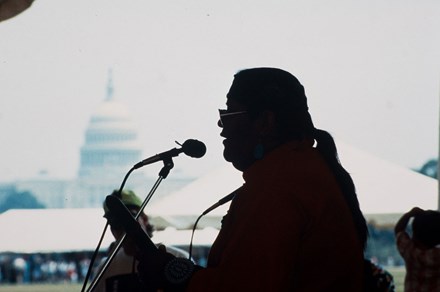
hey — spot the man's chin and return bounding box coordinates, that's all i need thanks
[223,153,245,171]
[222,150,234,164]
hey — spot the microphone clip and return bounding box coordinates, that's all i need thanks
[159,156,175,179]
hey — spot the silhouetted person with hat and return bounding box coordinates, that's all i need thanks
[94,189,187,292]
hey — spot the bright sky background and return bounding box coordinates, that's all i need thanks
[0,0,439,182]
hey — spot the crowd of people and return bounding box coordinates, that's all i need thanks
[0,252,96,284]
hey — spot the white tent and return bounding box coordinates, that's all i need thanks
[148,165,243,229]
[148,141,438,227]
[152,227,219,246]
[0,208,115,253]
[337,142,437,214]
[0,208,218,253]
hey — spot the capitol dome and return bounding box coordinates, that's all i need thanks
[78,76,142,179]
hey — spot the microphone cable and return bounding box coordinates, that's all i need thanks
[188,189,239,260]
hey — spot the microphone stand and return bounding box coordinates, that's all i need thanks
[84,158,175,292]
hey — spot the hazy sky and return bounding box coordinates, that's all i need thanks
[1,0,439,182]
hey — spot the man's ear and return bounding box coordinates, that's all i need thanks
[254,110,277,136]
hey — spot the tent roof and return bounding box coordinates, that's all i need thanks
[337,142,437,214]
[149,165,243,216]
[148,165,243,229]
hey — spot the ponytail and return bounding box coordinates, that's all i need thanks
[314,129,368,250]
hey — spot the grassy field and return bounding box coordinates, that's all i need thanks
[0,267,406,292]
[388,266,405,292]
[0,283,82,292]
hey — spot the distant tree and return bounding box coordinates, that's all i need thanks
[0,189,45,213]
[418,159,438,179]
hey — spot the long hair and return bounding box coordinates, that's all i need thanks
[314,129,369,250]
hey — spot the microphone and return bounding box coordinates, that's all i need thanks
[133,139,206,169]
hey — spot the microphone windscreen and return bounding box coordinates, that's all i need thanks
[182,139,207,158]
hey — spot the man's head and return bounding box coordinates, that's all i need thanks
[104,190,154,256]
[219,67,315,171]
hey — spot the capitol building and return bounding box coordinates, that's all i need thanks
[1,76,193,208]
